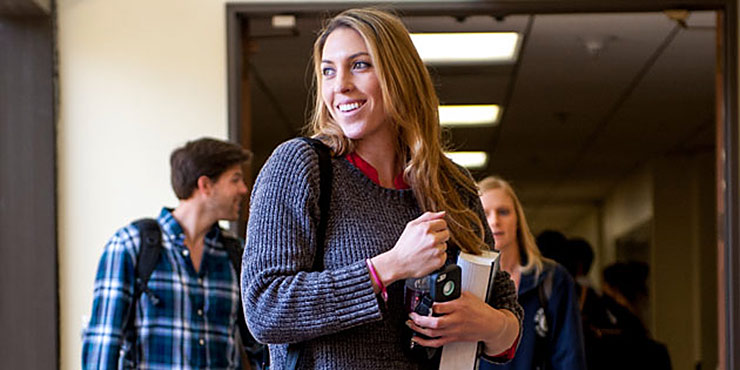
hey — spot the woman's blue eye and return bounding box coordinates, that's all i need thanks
[321,67,335,76]
[353,61,370,69]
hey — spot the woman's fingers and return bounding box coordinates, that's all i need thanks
[411,335,447,348]
[414,210,446,224]
[426,218,448,232]
[406,317,454,348]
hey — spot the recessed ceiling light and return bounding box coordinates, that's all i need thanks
[445,151,489,169]
[439,105,500,127]
[272,15,296,29]
[410,32,519,64]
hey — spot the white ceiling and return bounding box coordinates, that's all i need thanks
[246,10,716,234]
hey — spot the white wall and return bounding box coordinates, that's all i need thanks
[58,1,228,369]
[596,155,717,370]
[601,166,653,263]
[566,207,602,286]
[651,155,700,369]
[651,153,717,370]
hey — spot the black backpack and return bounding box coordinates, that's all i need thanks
[125,218,268,369]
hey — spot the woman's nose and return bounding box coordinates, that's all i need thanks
[335,69,353,93]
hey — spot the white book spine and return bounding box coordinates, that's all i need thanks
[439,250,499,370]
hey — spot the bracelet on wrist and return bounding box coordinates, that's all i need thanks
[366,258,388,303]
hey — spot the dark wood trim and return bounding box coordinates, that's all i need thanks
[226,1,726,17]
[0,0,51,16]
[225,2,740,368]
[52,1,60,364]
[0,12,58,369]
[227,7,253,239]
[715,11,727,370]
[720,2,740,369]
[227,8,242,146]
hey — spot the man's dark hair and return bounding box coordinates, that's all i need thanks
[536,229,567,261]
[568,237,595,276]
[170,137,252,199]
[603,261,649,304]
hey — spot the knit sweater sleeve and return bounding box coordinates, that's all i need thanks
[241,139,382,344]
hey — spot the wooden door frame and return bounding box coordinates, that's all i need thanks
[0,2,58,369]
[226,2,739,368]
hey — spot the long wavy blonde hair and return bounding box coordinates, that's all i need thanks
[308,8,487,254]
[478,176,544,275]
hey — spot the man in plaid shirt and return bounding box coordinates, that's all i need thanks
[82,138,252,369]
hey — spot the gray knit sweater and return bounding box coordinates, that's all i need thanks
[242,138,523,370]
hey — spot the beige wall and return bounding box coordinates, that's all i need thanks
[651,153,717,370]
[601,166,653,263]
[565,207,602,286]
[595,153,717,370]
[58,1,228,369]
[652,155,700,369]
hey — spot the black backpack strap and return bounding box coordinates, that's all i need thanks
[220,233,263,360]
[534,266,555,370]
[121,218,163,365]
[133,219,163,305]
[286,137,333,370]
[299,137,332,271]
[221,234,249,342]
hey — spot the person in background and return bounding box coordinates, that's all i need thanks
[536,229,569,272]
[565,237,611,370]
[596,261,672,370]
[478,176,586,370]
[241,8,523,369]
[82,138,252,369]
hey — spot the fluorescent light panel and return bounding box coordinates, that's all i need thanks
[410,32,519,64]
[439,105,500,127]
[272,15,296,28]
[445,151,489,169]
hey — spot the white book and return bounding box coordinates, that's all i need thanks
[439,250,500,370]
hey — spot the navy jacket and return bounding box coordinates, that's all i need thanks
[481,260,586,370]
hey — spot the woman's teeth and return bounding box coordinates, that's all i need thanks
[338,102,362,112]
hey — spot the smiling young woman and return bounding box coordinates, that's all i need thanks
[242,9,523,369]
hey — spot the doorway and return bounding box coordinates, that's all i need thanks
[227,2,739,369]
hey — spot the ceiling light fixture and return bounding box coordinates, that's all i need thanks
[439,105,501,127]
[410,32,519,64]
[445,151,489,169]
[272,15,296,29]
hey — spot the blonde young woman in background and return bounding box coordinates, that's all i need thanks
[478,176,586,370]
[241,8,523,370]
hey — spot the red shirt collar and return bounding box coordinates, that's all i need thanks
[346,152,410,190]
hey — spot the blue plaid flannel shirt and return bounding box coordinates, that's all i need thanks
[82,208,242,369]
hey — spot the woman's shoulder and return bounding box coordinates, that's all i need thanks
[270,137,321,163]
[251,138,326,195]
[261,138,328,174]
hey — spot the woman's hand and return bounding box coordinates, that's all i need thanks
[371,211,449,286]
[405,291,519,354]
